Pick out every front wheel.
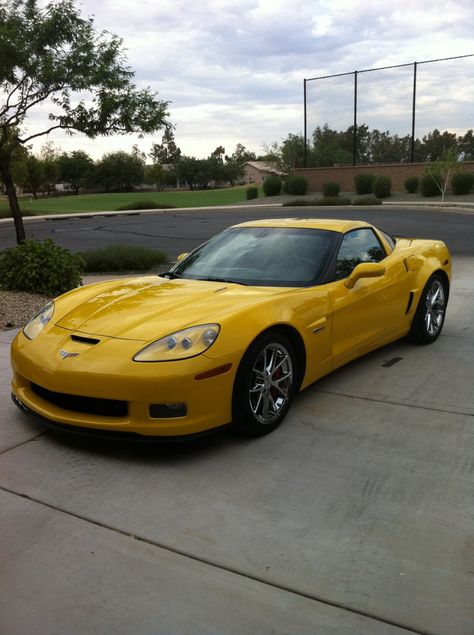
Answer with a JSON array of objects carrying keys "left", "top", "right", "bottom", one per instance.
[
  {"left": 232, "top": 332, "right": 296, "bottom": 436},
  {"left": 408, "top": 273, "right": 448, "bottom": 344}
]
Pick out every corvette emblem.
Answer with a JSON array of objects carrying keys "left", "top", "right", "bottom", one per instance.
[{"left": 59, "top": 350, "right": 79, "bottom": 359}]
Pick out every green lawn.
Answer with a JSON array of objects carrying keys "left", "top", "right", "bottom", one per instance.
[{"left": 0, "top": 186, "right": 258, "bottom": 217}]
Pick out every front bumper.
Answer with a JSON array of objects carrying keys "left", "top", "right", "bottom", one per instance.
[{"left": 11, "top": 327, "right": 240, "bottom": 437}]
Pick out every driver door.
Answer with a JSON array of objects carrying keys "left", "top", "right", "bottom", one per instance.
[{"left": 327, "top": 228, "right": 410, "bottom": 367}]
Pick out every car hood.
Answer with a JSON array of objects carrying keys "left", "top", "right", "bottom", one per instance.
[{"left": 56, "top": 276, "right": 286, "bottom": 341}]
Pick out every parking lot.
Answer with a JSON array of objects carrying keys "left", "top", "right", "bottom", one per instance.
[{"left": 1, "top": 223, "right": 473, "bottom": 633}]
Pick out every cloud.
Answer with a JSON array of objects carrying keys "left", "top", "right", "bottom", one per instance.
[{"left": 24, "top": 0, "right": 474, "bottom": 158}]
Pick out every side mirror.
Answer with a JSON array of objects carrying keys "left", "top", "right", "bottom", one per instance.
[
  {"left": 344, "top": 262, "right": 385, "bottom": 289},
  {"left": 176, "top": 252, "right": 189, "bottom": 262}
]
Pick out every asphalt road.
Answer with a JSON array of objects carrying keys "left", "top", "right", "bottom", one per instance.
[{"left": 1, "top": 204, "right": 473, "bottom": 257}]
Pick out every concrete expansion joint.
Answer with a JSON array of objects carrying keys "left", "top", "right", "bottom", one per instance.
[
  {"left": 310, "top": 388, "right": 474, "bottom": 417},
  {"left": 0, "top": 483, "right": 432, "bottom": 635},
  {"left": 0, "top": 431, "right": 49, "bottom": 456}
]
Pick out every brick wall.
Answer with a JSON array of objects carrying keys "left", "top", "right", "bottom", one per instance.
[{"left": 294, "top": 161, "right": 474, "bottom": 193}]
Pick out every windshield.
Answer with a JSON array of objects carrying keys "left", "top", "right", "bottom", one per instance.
[{"left": 168, "top": 227, "right": 338, "bottom": 287}]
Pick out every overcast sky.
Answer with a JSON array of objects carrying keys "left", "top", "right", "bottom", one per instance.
[{"left": 29, "top": 0, "right": 474, "bottom": 159}]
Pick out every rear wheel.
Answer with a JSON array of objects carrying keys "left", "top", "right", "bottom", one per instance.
[
  {"left": 408, "top": 273, "right": 448, "bottom": 344},
  {"left": 232, "top": 332, "right": 296, "bottom": 436}
]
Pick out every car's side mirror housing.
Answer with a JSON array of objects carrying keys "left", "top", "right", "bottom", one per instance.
[
  {"left": 344, "top": 262, "right": 385, "bottom": 289},
  {"left": 176, "top": 252, "right": 189, "bottom": 262}
]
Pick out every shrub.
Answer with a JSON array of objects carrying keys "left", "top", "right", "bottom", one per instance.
[
  {"left": 451, "top": 171, "right": 474, "bottom": 195},
  {"left": 351, "top": 195, "right": 382, "bottom": 206},
  {"left": 284, "top": 175, "right": 308, "bottom": 196},
  {"left": 354, "top": 173, "right": 375, "bottom": 195},
  {"left": 80, "top": 244, "right": 169, "bottom": 273},
  {"left": 114, "top": 200, "right": 176, "bottom": 211},
  {"left": 420, "top": 174, "right": 440, "bottom": 197},
  {"left": 373, "top": 175, "right": 391, "bottom": 198},
  {"left": 322, "top": 182, "right": 340, "bottom": 197},
  {"left": 246, "top": 186, "right": 259, "bottom": 200},
  {"left": 283, "top": 199, "right": 314, "bottom": 206},
  {"left": 314, "top": 196, "right": 351, "bottom": 206},
  {"left": 0, "top": 239, "right": 84, "bottom": 295},
  {"left": 404, "top": 176, "right": 419, "bottom": 193},
  {"left": 262, "top": 175, "right": 282, "bottom": 196}
]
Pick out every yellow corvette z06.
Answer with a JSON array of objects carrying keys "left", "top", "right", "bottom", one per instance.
[{"left": 11, "top": 219, "right": 451, "bottom": 439}]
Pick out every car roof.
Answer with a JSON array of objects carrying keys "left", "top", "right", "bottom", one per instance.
[{"left": 233, "top": 218, "right": 371, "bottom": 233}]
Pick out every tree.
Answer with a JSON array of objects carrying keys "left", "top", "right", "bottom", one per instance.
[
  {"left": 425, "top": 149, "right": 459, "bottom": 202},
  {"left": 211, "top": 145, "right": 226, "bottom": 161},
  {"left": 150, "top": 128, "right": 181, "bottom": 165},
  {"left": 417, "top": 129, "right": 457, "bottom": 162},
  {"left": 222, "top": 144, "right": 254, "bottom": 185},
  {"left": 16, "top": 155, "right": 45, "bottom": 199},
  {"left": 58, "top": 150, "right": 94, "bottom": 194},
  {"left": 40, "top": 142, "right": 60, "bottom": 195},
  {"left": 95, "top": 151, "right": 144, "bottom": 191},
  {"left": 0, "top": 0, "right": 169, "bottom": 243},
  {"left": 144, "top": 163, "right": 165, "bottom": 190},
  {"left": 458, "top": 129, "right": 474, "bottom": 160},
  {"left": 175, "top": 156, "right": 218, "bottom": 190}
]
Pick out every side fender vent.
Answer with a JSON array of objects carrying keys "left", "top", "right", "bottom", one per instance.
[{"left": 405, "top": 291, "right": 415, "bottom": 314}]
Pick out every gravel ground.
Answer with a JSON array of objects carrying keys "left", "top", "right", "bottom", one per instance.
[{"left": 0, "top": 291, "right": 51, "bottom": 330}]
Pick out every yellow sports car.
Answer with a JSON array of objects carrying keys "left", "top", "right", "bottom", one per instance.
[{"left": 11, "top": 219, "right": 451, "bottom": 439}]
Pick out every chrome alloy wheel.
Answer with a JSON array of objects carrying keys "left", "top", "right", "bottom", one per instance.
[
  {"left": 248, "top": 343, "right": 294, "bottom": 424},
  {"left": 424, "top": 278, "right": 446, "bottom": 337}
]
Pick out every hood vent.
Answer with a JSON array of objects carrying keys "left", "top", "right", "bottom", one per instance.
[{"left": 70, "top": 334, "right": 100, "bottom": 345}]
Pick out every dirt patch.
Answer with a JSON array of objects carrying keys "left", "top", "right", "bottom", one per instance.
[{"left": 0, "top": 291, "right": 51, "bottom": 330}]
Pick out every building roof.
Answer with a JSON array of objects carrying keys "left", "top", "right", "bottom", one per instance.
[{"left": 244, "top": 161, "right": 283, "bottom": 175}]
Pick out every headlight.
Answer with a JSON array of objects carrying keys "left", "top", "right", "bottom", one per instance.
[
  {"left": 133, "top": 324, "right": 220, "bottom": 362},
  {"left": 23, "top": 301, "right": 55, "bottom": 340}
]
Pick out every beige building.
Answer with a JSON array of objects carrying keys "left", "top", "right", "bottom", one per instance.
[{"left": 243, "top": 161, "right": 282, "bottom": 184}]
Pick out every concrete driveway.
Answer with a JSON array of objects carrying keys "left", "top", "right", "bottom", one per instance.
[{"left": 1, "top": 257, "right": 473, "bottom": 635}]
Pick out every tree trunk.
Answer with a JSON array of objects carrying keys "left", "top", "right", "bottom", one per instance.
[{"left": 0, "top": 163, "right": 25, "bottom": 243}]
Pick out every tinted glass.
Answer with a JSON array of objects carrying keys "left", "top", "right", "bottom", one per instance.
[
  {"left": 171, "top": 227, "right": 338, "bottom": 287},
  {"left": 335, "top": 228, "right": 385, "bottom": 280},
  {"left": 380, "top": 230, "right": 396, "bottom": 250}
]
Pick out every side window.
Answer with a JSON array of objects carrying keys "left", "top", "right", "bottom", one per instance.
[{"left": 335, "top": 229, "right": 386, "bottom": 280}]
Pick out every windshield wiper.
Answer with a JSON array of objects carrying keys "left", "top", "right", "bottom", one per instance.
[
  {"left": 198, "top": 276, "right": 247, "bottom": 286},
  {"left": 159, "top": 271, "right": 181, "bottom": 279}
]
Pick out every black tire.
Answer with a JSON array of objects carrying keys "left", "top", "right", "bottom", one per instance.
[
  {"left": 232, "top": 332, "right": 296, "bottom": 436},
  {"left": 408, "top": 273, "right": 449, "bottom": 344}
]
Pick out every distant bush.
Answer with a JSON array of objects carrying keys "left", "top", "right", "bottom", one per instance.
[
  {"left": 352, "top": 195, "right": 382, "bottom": 206},
  {"left": 373, "top": 175, "right": 391, "bottom": 198},
  {"left": 354, "top": 173, "right": 375, "bottom": 195},
  {"left": 322, "top": 182, "right": 340, "bottom": 197},
  {"left": 283, "top": 195, "right": 352, "bottom": 206},
  {"left": 114, "top": 200, "right": 176, "bottom": 211},
  {"left": 451, "top": 171, "right": 474, "bottom": 195},
  {"left": 420, "top": 174, "right": 440, "bottom": 197},
  {"left": 284, "top": 175, "right": 308, "bottom": 195},
  {"left": 404, "top": 176, "right": 419, "bottom": 193},
  {"left": 283, "top": 199, "right": 314, "bottom": 206},
  {"left": 246, "top": 186, "right": 259, "bottom": 200},
  {"left": 0, "top": 239, "right": 84, "bottom": 295},
  {"left": 315, "top": 196, "right": 351, "bottom": 206},
  {"left": 262, "top": 175, "right": 282, "bottom": 196},
  {"left": 80, "top": 245, "right": 169, "bottom": 273}
]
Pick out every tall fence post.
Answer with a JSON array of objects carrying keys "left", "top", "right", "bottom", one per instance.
[
  {"left": 411, "top": 61, "right": 417, "bottom": 163},
  {"left": 353, "top": 70, "right": 358, "bottom": 166},
  {"left": 303, "top": 78, "right": 307, "bottom": 168}
]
